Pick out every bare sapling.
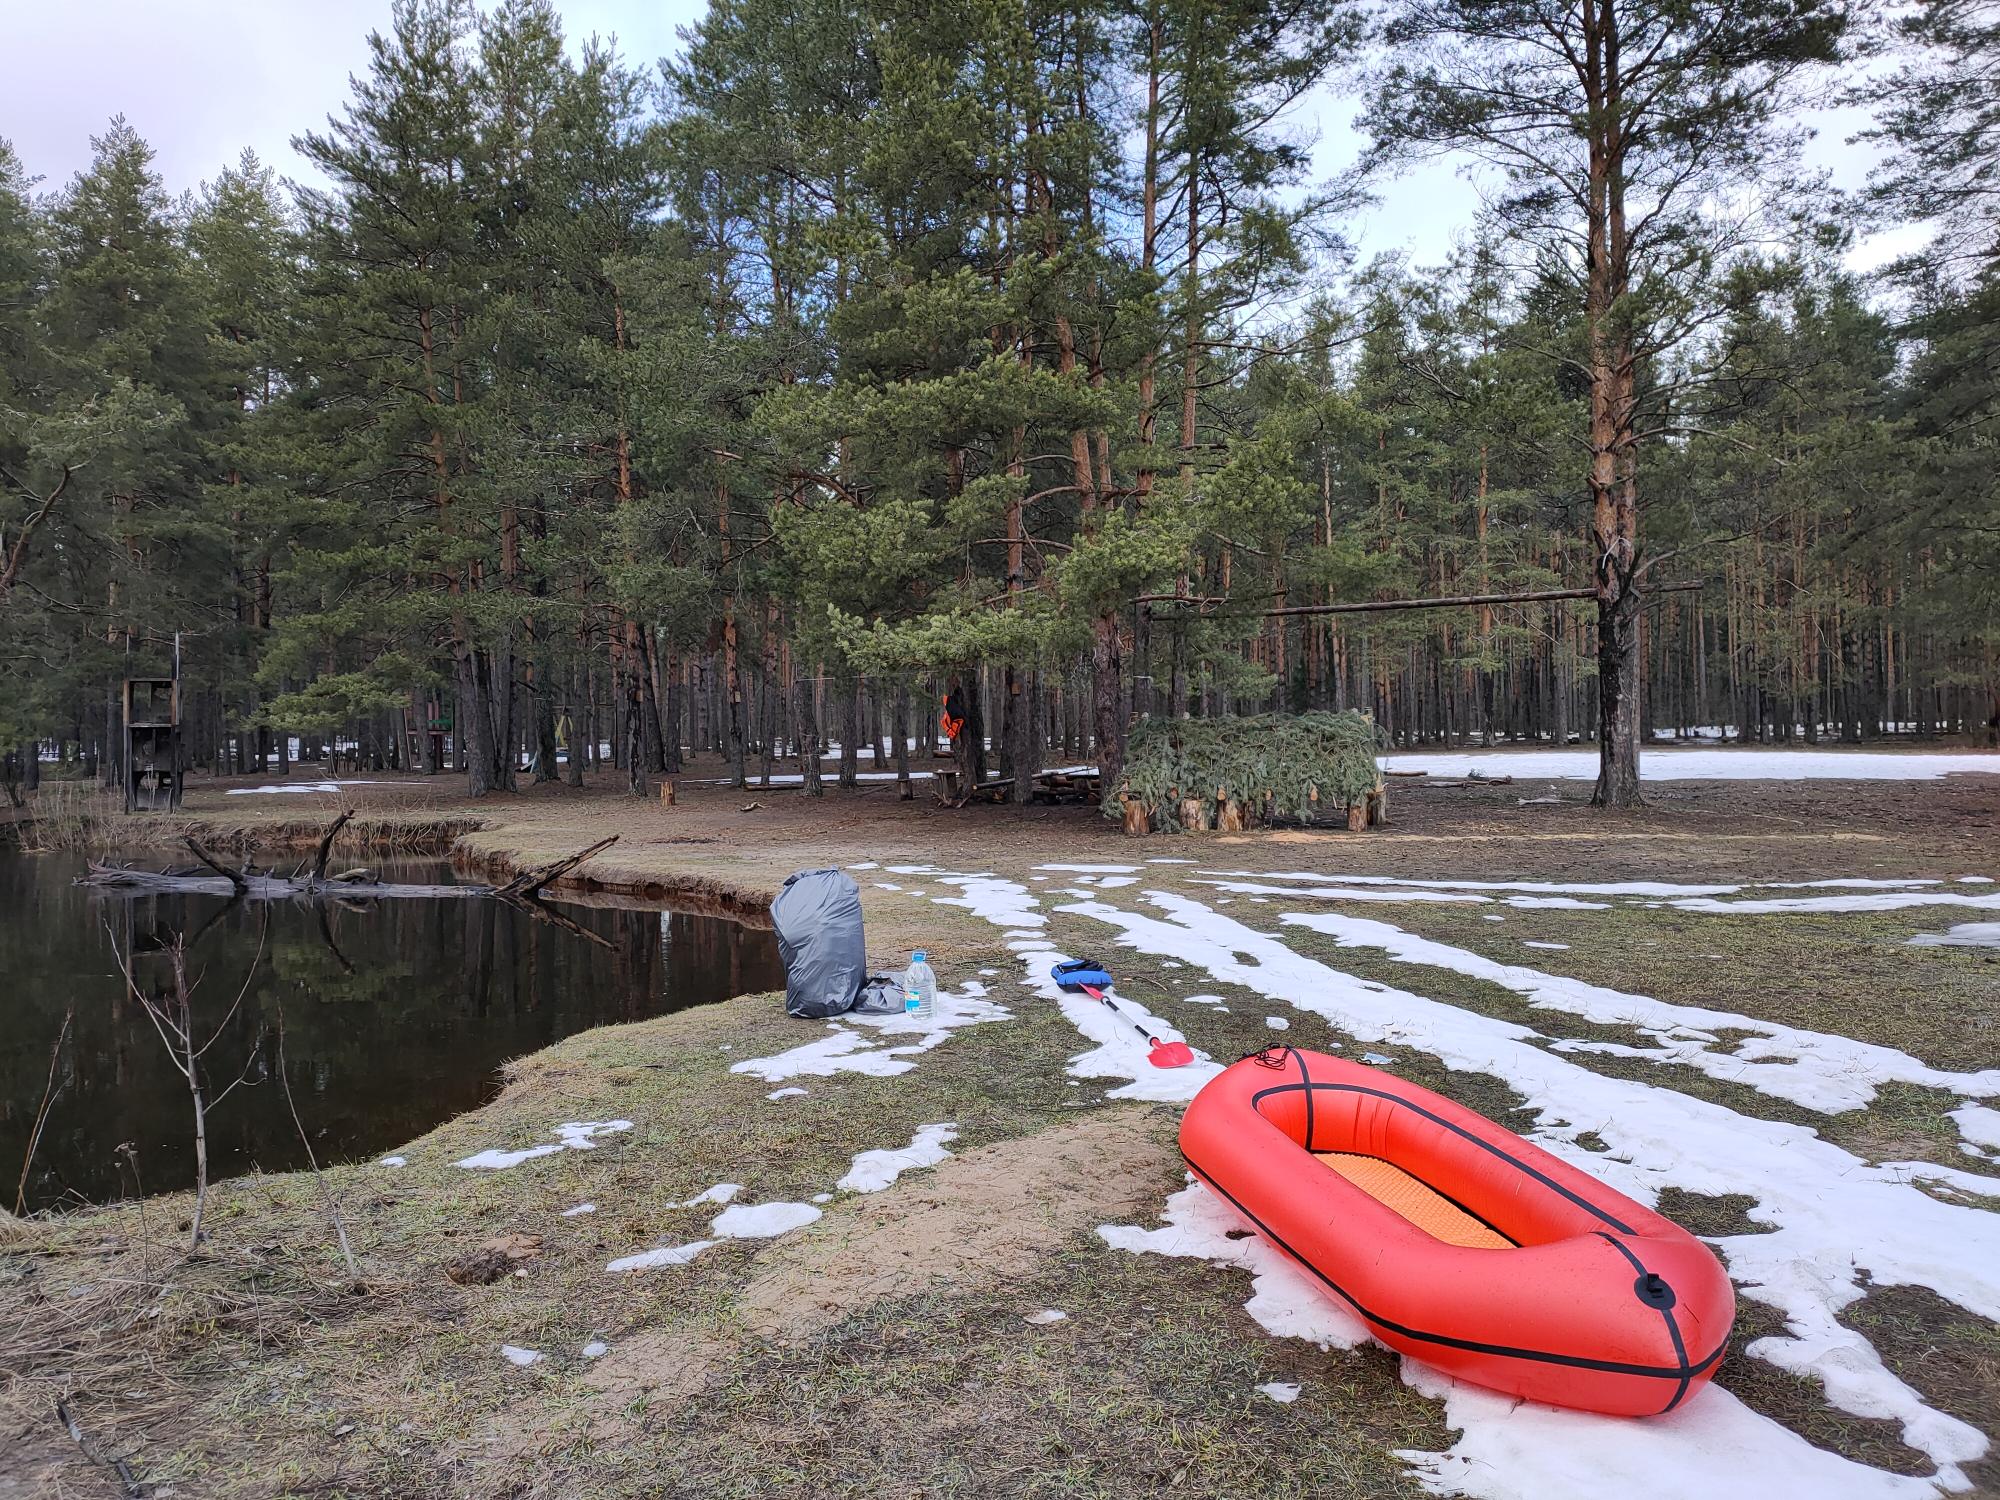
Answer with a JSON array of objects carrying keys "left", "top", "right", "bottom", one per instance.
[
  {"left": 13, "top": 1002, "right": 73, "bottom": 1215},
  {"left": 274, "top": 1005, "right": 359, "bottom": 1278},
  {"left": 104, "top": 911, "right": 269, "bottom": 1251}
]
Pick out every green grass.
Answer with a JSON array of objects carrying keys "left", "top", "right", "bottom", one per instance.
[{"left": 6, "top": 809, "right": 1994, "bottom": 1497}]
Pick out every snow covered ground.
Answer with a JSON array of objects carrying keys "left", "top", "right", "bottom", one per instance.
[
  {"left": 866, "top": 859, "right": 2000, "bottom": 1499},
  {"left": 728, "top": 983, "right": 1010, "bottom": 1083},
  {"left": 1380, "top": 748, "right": 1999, "bottom": 781},
  {"left": 225, "top": 778, "right": 427, "bottom": 795}
]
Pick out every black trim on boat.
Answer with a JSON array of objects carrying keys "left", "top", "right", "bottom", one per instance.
[
  {"left": 1246, "top": 1078, "right": 1639, "bottom": 1235},
  {"left": 1181, "top": 1146, "right": 1727, "bottom": 1395},
  {"left": 1592, "top": 1232, "right": 1697, "bottom": 1413}
]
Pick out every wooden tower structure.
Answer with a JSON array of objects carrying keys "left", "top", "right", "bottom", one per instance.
[{"left": 123, "top": 676, "right": 182, "bottom": 812}]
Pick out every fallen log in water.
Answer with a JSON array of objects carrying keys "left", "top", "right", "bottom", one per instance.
[
  {"left": 83, "top": 863, "right": 497, "bottom": 900},
  {"left": 80, "top": 823, "right": 620, "bottom": 909}
]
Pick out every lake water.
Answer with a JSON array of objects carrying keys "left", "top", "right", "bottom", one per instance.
[{"left": 0, "top": 850, "right": 783, "bottom": 1212}]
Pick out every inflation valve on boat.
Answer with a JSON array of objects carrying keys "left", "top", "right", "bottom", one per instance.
[{"left": 1634, "top": 1273, "right": 1678, "bottom": 1310}]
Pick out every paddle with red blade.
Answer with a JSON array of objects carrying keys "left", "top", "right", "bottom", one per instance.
[{"left": 1050, "top": 958, "right": 1196, "bottom": 1068}]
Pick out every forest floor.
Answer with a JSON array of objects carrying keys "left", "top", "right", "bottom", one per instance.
[{"left": 3, "top": 753, "right": 1999, "bottom": 1499}]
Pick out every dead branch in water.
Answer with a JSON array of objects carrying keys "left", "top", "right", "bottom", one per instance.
[
  {"left": 82, "top": 832, "right": 621, "bottom": 908},
  {"left": 310, "top": 808, "right": 355, "bottom": 882},
  {"left": 495, "top": 835, "right": 620, "bottom": 899},
  {"left": 180, "top": 834, "right": 246, "bottom": 891}
]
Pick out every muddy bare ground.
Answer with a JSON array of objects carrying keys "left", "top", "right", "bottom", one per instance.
[{"left": 89, "top": 750, "right": 2000, "bottom": 898}]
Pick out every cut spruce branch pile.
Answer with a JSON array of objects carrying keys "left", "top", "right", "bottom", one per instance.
[{"left": 1109, "top": 712, "right": 1385, "bottom": 833}]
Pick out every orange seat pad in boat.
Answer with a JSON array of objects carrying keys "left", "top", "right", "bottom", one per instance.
[{"left": 1314, "top": 1152, "right": 1514, "bottom": 1250}]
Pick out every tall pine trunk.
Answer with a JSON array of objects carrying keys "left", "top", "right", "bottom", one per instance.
[{"left": 1584, "top": 2, "right": 1643, "bottom": 807}]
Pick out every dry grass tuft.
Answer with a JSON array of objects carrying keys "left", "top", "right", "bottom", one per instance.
[
  {"left": 0, "top": 1231, "right": 394, "bottom": 1489},
  {"left": 13, "top": 782, "right": 124, "bottom": 852}
]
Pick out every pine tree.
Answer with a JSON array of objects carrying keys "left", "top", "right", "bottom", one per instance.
[
  {"left": 286, "top": 0, "right": 500, "bottom": 790},
  {"left": 31, "top": 120, "right": 207, "bottom": 783},
  {"left": 187, "top": 150, "right": 295, "bottom": 772},
  {"left": 1362, "top": 0, "right": 1853, "bottom": 802}
]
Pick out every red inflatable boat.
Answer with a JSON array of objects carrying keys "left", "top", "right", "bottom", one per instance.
[{"left": 1180, "top": 1047, "right": 1735, "bottom": 1415}]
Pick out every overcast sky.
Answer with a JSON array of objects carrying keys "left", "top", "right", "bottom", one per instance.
[{"left": 2, "top": 0, "right": 1922, "bottom": 275}]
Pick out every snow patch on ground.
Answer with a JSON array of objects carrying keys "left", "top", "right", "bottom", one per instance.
[
  {"left": 704, "top": 770, "right": 933, "bottom": 786},
  {"left": 1101, "top": 1182, "right": 1370, "bottom": 1352},
  {"left": 1265, "top": 1016, "right": 1291, "bottom": 1031},
  {"left": 606, "top": 1239, "right": 716, "bottom": 1273},
  {"left": 377, "top": 1155, "right": 407, "bottom": 1168},
  {"left": 912, "top": 875, "right": 1220, "bottom": 1102},
  {"left": 1200, "top": 869, "right": 1742, "bottom": 898},
  {"left": 608, "top": 1191, "right": 822, "bottom": 1273},
  {"left": 729, "top": 985, "right": 1012, "bottom": 1084},
  {"left": 500, "top": 1345, "right": 545, "bottom": 1367},
  {"left": 1023, "top": 1308, "right": 1068, "bottom": 1325},
  {"left": 767, "top": 1087, "right": 809, "bottom": 1100},
  {"left": 712, "top": 1201, "right": 822, "bottom": 1239},
  {"left": 1380, "top": 749, "right": 2000, "bottom": 782},
  {"left": 1257, "top": 1381, "right": 1302, "bottom": 1404},
  {"left": 1282, "top": 911, "right": 2000, "bottom": 1115},
  {"left": 675, "top": 1183, "right": 741, "bottom": 1208},
  {"left": 1397, "top": 1361, "right": 1946, "bottom": 1500},
  {"left": 1910, "top": 922, "right": 2000, "bottom": 949},
  {"left": 1194, "top": 879, "right": 1492, "bottom": 904},
  {"left": 454, "top": 1120, "right": 631, "bottom": 1170},
  {"left": 1771, "top": 879, "right": 1942, "bottom": 890},
  {"left": 1078, "top": 891, "right": 1996, "bottom": 1490},
  {"left": 225, "top": 779, "right": 426, "bottom": 795},
  {"left": 1673, "top": 890, "right": 2000, "bottom": 916},
  {"left": 1951, "top": 1104, "right": 2000, "bottom": 1154},
  {"left": 837, "top": 1123, "right": 958, "bottom": 1193},
  {"left": 560, "top": 1202, "right": 596, "bottom": 1217}
]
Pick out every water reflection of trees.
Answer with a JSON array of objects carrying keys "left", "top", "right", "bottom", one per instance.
[{"left": 0, "top": 856, "right": 783, "bottom": 1211}]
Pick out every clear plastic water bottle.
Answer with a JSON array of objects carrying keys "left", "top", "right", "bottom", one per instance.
[{"left": 903, "top": 951, "right": 937, "bottom": 1021}]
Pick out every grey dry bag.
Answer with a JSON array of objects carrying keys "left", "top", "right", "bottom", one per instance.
[{"left": 771, "top": 867, "right": 868, "bottom": 1019}]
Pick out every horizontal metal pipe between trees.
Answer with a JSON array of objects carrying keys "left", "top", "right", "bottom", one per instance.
[{"left": 1134, "top": 580, "right": 1705, "bottom": 620}]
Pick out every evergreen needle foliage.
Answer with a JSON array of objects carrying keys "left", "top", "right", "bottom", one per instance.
[
  {"left": 1112, "top": 710, "right": 1381, "bottom": 830},
  {"left": 1, "top": 0, "right": 1993, "bottom": 803}
]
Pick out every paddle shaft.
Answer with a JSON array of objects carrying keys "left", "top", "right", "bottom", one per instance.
[{"left": 1081, "top": 984, "right": 1164, "bottom": 1046}]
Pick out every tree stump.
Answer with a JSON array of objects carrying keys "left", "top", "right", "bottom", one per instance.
[
  {"left": 1215, "top": 789, "right": 1247, "bottom": 833},
  {"left": 1346, "top": 800, "right": 1369, "bottom": 832},
  {"left": 659, "top": 780, "right": 677, "bottom": 807},
  {"left": 1179, "top": 795, "right": 1211, "bottom": 831},
  {"left": 1367, "top": 782, "right": 1388, "bottom": 827},
  {"left": 1121, "top": 794, "right": 1150, "bottom": 836}
]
